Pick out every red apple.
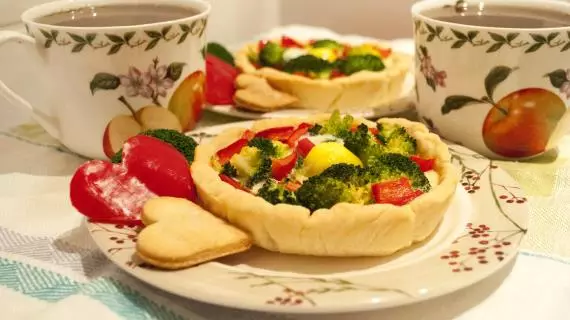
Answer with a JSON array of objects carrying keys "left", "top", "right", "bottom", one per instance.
[
  {"left": 168, "top": 70, "right": 206, "bottom": 131},
  {"left": 482, "top": 88, "right": 566, "bottom": 158}
]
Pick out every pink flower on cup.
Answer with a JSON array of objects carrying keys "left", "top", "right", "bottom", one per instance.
[
  {"left": 418, "top": 45, "right": 447, "bottom": 91},
  {"left": 119, "top": 67, "right": 152, "bottom": 98},
  {"left": 146, "top": 63, "right": 174, "bottom": 97},
  {"left": 435, "top": 70, "right": 447, "bottom": 87}
]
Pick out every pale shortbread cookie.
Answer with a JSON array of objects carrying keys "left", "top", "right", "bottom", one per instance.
[
  {"left": 191, "top": 115, "right": 459, "bottom": 257},
  {"left": 234, "top": 41, "right": 411, "bottom": 112},
  {"left": 136, "top": 197, "right": 252, "bottom": 270},
  {"left": 233, "top": 74, "right": 299, "bottom": 112}
]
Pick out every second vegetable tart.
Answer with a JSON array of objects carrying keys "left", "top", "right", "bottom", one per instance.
[
  {"left": 191, "top": 112, "right": 459, "bottom": 256},
  {"left": 234, "top": 36, "right": 411, "bottom": 111}
]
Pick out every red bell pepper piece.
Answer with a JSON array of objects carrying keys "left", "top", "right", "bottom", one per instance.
[
  {"left": 285, "top": 180, "right": 302, "bottom": 192},
  {"left": 342, "top": 45, "right": 351, "bottom": 57},
  {"left": 350, "top": 124, "right": 379, "bottom": 135},
  {"left": 330, "top": 69, "right": 345, "bottom": 79},
  {"left": 242, "top": 129, "right": 256, "bottom": 141},
  {"left": 258, "top": 40, "right": 268, "bottom": 52},
  {"left": 377, "top": 47, "right": 392, "bottom": 58},
  {"left": 410, "top": 155, "right": 435, "bottom": 172},
  {"left": 286, "top": 123, "right": 312, "bottom": 147},
  {"left": 219, "top": 174, "right": 249, "bottom": 192},
  {"left": 255, "top": 126, "right": 295, "bottom": 141},
  {"left": 216, "top": 138, "right": 248, "bottom": 165},
  {"left": 272, "top": 151, "right": 298, "bottom": 181},
  {"left": 372, "top": 177, "right": 423, "bottom": 206},
  {"left": 281, "top": 35, "right": 303, "bottom": 48},
  {"left": 297, "top": 138, "right": 315, "bottom": 158}
]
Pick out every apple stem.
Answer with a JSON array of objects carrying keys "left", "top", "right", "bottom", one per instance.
[
  {"left": 492, "top": 104, "right": 509, "bottom": 116},
  {"left": 118, "top": 96, "right": 137, "bottom": 117}
]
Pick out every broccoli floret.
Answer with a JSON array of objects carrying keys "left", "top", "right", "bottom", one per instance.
[
  {"left": 319, "top": 110, "right": 354, "bottom": 139},
  {"left": 110, "top": 151, "right": 123, "bottom": 164},
  {"left": 247, "top": 137, "right": 277, "bottom": 156},
  {"left": 339, "top": 54, "right": 385, "bottom": 75},
  {"left": 283, "top": 55, "right": 334, "bottom": 79},
  {"left": 384, "top": 127, "right": 417, "bottom": 156},
  {"left": 111, "top": 129, "right": 197, "bottom": 164},
  {"left": 247, "top": 157, "right": 272, "bottom": 188},
  {"left": 229, "top": 146, "right": 271, "bottom": 187},
  {"left": 296, "top": 175, "right": 370, "bottom": 211},
  {"left": 377, "top": 123, "right": 400, "bottom": 140},
  {"left": 319, "top": 163, "right": 366, "bottom": 185},
  {"left": 311, "top": 39, "right": 344, "bottom": 50},
  {"left": 273, "top": 141, "right": 290, "bottom": 158},
  {"left": 230, "top": 146, "right": 262, "bottom": 178},
  {"left": 343, "top": 123, "right": 384, "bottom": 165},
  {"left": 259, "top": 41, "right": 285, "bottom": 67},
  {"left": 220, "top": 163, "right": 238, "bottom": 178},
  {"left": 258, "top": 180, "right": 299, "bottom": 205},
  {"left": 247, "top": 137, "right": 290, "bottom": 158},
  {"left": 308, "top": 123, "right": 323, "bottom": 135},
  {"left": 295, "top": 156, "right": 304, "bottom": 169},
  {"left": 367, "top": 153, "right": 431, "bottom": 192}
]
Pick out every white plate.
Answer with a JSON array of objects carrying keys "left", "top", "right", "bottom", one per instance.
[
  {"left": 88, "top": 121, "right": 528, "bottom": 314},
  {"left": 206, "top": 25, "right": 416, "bottom": 120}
]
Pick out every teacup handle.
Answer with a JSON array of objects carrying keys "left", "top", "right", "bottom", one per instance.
[{"left": 0, "top": 31, "right": 60, "bottom": 139}]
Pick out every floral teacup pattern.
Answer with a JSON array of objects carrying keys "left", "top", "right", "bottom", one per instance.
[{"left": 412, "top": 0, "right": 570, "bottom": 160}]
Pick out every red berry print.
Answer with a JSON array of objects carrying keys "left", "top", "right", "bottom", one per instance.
[
  {"left": 442, "top": 222, "right": 524, "bottom": 273},
  {"left": 494, "top": 184, "right": 527, "bottom": 204},
  {"left": 460, "top": 170, "right": 483, "bottom": 194},
  {"left": 265, "top": 288, "right": 308, "bottom": 306},
  {"left": 90, "top": 222, "right": 139, "bottom": 257}
]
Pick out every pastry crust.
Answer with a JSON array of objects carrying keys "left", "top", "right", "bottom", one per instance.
[
  {"left": 234, "top": 43, "right": 412, "bottom": 112},
  {"left": 191, "top": 115, "right": 459, "bottom": 257}
]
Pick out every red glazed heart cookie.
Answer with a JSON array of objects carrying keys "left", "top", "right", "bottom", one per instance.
[{"left": 70, "top": 135, "right": 196, "bottom": 223}]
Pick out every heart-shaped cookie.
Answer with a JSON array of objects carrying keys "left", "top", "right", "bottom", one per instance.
[
  {"left": 70, "top": 135, "right": 196, "bottom": 223},
  {"left": 136, "top": 197, "right": 251, "bottom": 270}
]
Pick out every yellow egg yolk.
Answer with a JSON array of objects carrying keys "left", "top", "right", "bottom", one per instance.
[{"left": 303, "top": 142, "right": 363, "bottom": 177}]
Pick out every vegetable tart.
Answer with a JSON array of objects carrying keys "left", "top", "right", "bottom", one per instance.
[
  {"left": 191, "top": 111, "right": 459, "bottom": 257},
  {"left": 234, "top": 36, "right": 411, "bottom": 112}
]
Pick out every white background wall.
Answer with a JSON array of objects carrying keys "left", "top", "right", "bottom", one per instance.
[{"left": 206, "top": 0, "right": 416, "bottom": 43}]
